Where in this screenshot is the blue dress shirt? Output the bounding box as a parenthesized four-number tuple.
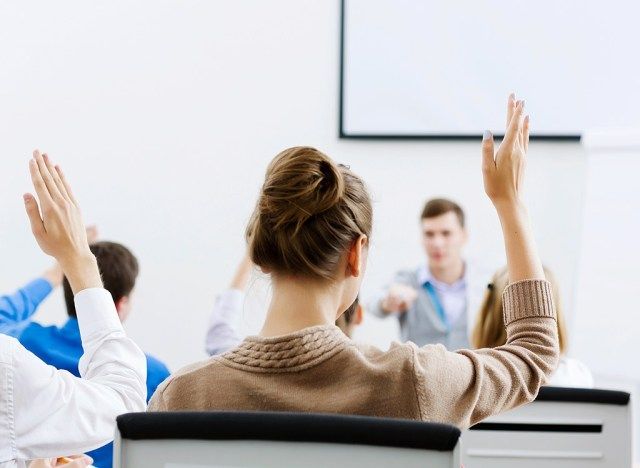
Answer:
(0, 278, 170, 468)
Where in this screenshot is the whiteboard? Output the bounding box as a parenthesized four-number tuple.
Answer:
(341, 0, 640, 138)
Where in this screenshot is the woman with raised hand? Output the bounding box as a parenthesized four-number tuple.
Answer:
(150, 95, 559, 428)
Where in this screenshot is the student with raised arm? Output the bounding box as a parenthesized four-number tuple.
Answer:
(150, 96, 559, 429)
(0, 151, 146, 468)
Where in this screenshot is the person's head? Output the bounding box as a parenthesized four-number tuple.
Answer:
(471, 266, 568, 353)
(420, 198, 467, 271)
(335, 296, 364, 337)
(63, 241, 139, 322)
(246, 146, 373, 320)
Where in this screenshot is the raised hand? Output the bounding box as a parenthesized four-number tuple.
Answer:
(480, 95, 544, 282)
(481, 94, 529, 207)
(24, 150, 102, 293)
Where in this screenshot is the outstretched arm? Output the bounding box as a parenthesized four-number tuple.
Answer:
(11, 151, 146, 460)
(414, 95, 559, 429)
(205, 254, 252, 355)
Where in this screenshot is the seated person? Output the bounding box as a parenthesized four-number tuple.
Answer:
(205, 255, 363, 356)
(1, 151, 146, 466)
(149, 96, 561, 430)
(472, 265, 593, 388)
(2, 240, 170, 468)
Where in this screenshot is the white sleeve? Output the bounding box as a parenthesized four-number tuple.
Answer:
(205, 289, 244, 355)
(11, 288, 146, 461)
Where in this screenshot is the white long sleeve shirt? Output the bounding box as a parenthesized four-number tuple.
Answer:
(0, 288, 147, 467)
(205, 289, 244, 356)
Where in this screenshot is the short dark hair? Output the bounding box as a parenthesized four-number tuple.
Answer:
(341, 296, 360, 325)
(63, 241, 139, 318)
(420, 198, 465, 227)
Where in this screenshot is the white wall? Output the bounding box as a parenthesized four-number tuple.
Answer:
(0, 1, 588, 373)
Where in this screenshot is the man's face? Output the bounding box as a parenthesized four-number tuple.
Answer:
(421, 211, 467, 269)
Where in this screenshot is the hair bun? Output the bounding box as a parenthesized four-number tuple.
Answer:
(246, 146, 372, 280)
(260, 147, 345, 233)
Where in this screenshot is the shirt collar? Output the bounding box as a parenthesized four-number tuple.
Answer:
(418, 263, 467, 290)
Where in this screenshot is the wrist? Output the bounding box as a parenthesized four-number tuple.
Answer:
(59, 253, 103, 294)
(493, 198, 527, 218)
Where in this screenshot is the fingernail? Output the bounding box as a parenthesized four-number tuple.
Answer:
(509, 92, 515, 100)
(23, 194, 31, 203)
(483, 130, 492, 141)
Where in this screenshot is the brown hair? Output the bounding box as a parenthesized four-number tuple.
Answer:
(421, 198, 465, 227)
(471, 266, 567, 353)
(341, 296, 359, 325)
(63, 241, 139, 318)
(247, 147, 373, 280)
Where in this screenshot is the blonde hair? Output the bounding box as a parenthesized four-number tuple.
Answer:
(247, 146, 372, 280)
(471, 266, 567, 353)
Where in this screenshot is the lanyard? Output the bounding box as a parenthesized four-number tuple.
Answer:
(423, 282, 449, 332)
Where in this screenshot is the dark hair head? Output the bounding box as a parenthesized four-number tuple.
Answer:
(63, 241, 139, 318)
(420, 198, 465, 228)
(246, 146, 373, 281)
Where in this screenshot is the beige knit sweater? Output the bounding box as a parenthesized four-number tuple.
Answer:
(149, 279, 559, 429)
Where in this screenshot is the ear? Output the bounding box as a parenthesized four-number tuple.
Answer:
(347, 235, 368, 278)
(354, 304, 364, 325)
(114, 296, 129, 315)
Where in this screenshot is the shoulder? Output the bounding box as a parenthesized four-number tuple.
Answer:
(17, 322, 59, 342)
(145, 353, 170, 376)
(352, 340, 420, 371)
(393, 268, 420, 285)
(156, 357, 218, 392)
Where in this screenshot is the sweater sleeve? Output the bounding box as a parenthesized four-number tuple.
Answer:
(412, 279, 559, 429)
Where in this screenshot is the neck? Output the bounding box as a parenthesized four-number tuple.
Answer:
(260, 276, 341, 337)
(429, 259, 465, 285)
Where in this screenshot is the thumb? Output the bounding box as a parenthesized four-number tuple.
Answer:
(24, 193, 45, 238)
(482, 130, 495, 171)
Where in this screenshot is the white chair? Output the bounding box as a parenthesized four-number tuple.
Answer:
(113, 411, 461, 468)
(461, 386, 632, 467)
(114, 411, 460, 468)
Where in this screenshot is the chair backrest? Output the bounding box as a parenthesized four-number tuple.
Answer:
(114, 411, 461, 468)
(460, 387, 632, 467)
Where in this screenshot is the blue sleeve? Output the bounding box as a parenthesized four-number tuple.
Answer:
(0, 278, 53, 335)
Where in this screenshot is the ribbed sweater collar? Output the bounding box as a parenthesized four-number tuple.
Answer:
(218, 324, 353, 373)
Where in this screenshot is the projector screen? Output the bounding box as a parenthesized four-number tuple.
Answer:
(340, 0, 640, 139)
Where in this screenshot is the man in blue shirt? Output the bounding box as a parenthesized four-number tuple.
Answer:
(1, 241, 170, 468)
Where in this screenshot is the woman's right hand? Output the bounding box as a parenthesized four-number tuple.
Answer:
(481, 94, 529, 209)
(480, 94, 544, 282)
